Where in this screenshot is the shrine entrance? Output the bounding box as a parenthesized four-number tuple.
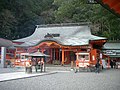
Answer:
(33, 41, 79, 65)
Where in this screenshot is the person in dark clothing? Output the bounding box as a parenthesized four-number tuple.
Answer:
(113, 60, 116, 69)
(110, 60, 113, 68)
(95, 59, 100, 73)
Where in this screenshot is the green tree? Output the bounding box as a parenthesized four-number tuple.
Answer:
(53, 0, 120, 41)
(0, 0, 120, 41)
(0, 9, 17, 39)
(0, 0, 54, 39)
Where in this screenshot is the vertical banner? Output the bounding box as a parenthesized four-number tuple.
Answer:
(1, 47, 7, 68)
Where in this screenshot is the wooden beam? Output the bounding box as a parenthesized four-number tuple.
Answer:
(116, 9, 120, 14)
(103, 0, 110, 3)
(102, 0, 120, 10)
(112, 4, 120, 11)
(97, 0, 120, 17)
(62, 49, 64, 64)
(109, 1, 120, 8)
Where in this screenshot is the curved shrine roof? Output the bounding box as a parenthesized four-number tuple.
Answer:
(13, 24, 106, 47)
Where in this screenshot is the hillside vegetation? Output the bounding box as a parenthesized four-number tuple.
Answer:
(0, 0, 120, 41)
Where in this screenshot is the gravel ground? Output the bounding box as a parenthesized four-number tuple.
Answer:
(0, 64, 71, 74)
(0, 67, 25, 73)
(0, 69, 120, 90)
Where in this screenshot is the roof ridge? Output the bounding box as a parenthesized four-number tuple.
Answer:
(36, 22, 92, 28)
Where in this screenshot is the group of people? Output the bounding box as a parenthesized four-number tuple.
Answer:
(25, 57, 45, 73)
(95, 59, 118, 73)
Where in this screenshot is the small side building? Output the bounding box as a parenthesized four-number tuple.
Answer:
(102, 42, 120, 62)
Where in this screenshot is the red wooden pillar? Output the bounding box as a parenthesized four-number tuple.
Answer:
(61, 48, 65, 65)
(59, 49, 61, 63)
(90, 49, 97, 64)
(15, 48, 17, 59)
(50, 48, 53, 63)
(53, 48, 55, 60)
(107, 56, 110, 69)
(68, 51, 70, 63)
(65, 51, 69, 64)
(56, 48, 59, 60)
(41, 48, 45, 62)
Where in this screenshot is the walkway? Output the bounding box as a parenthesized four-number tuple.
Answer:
(0, 64, 71, 82)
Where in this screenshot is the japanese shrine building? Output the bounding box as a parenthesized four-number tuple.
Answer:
(13, 23, 107, 65)
(102, 42, 120, 62)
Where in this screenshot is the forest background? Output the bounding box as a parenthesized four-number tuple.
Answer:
(0, 0, 120, 41)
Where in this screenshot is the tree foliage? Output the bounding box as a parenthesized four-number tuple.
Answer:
(0, 0, 120, 41)
(0, 0, 54, 40)
(53, 0, 120, 41)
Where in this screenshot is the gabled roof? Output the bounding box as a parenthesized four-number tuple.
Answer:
(103, 42, 120, 50)
(13, 23, 106, 47)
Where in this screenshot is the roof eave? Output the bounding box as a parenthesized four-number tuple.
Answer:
(95, 0, 120, 18)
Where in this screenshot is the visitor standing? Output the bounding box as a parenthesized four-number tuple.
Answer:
(110, 60, 113, 68)
(113, 60, 116, 69)
(95, 59, 100, 73)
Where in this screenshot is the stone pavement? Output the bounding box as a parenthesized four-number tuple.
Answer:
(0, 71, 57, 82)
(0, 68, 120, 90)
(0, 64, 71, 82)
(1, 64, 119, 83)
